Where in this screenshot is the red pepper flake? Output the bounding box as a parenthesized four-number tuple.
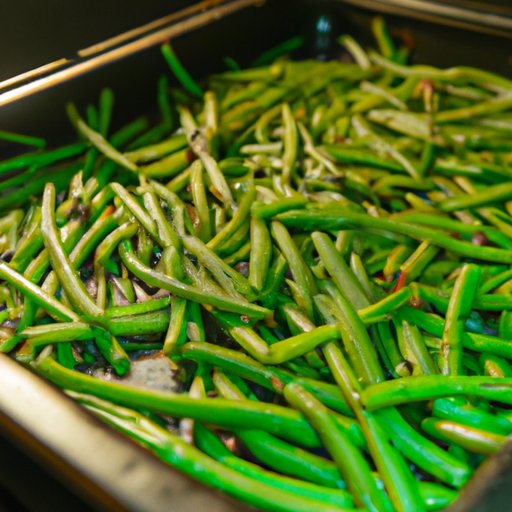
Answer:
(375, 272, 391, 283)
(209, 185, 224, 201)
(186, 147, 197, 163)
(264, 314, 278, 328)
(472, 232, 488, 246)
(270, 376, 284, 392)
(392, 28, 415, 51)
(409, 296, 423, 309)
(393, 271, 407, 292)
(99, 205, 116, 219)
(295, 107, 306, 119)
(240, 315, 249, 324)
(419, 79, 434, 93)
(224, 437, 238, 453)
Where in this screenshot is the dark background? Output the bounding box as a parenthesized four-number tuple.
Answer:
(0, 1, 194, 81)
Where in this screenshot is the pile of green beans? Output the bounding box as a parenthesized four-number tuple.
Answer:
(2, 17, 512, 511)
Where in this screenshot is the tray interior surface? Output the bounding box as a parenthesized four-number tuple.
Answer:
(1, 1, 512, 511)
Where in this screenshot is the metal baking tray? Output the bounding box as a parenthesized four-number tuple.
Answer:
(0, 0, 511, 510)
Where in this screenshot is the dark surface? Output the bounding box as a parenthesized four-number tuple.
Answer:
(447, 439, 512, 512)
(0, 430, 92, 512)
(0, 1, 512, 511)
(0, 0, 195, 81)
(2, 0, 512, 140)
(0, 353, 246, 512)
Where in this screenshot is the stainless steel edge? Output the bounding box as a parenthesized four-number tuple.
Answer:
(332, 0, 512, 39)
(0, 353, 243, 512)
(0, 0, 264, 108)
(446, 438, 512, 512)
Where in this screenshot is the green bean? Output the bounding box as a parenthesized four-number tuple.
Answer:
(215, 63, 284, 83)
(376, 407, 470, 488)
(98, 88, 114, 137)
(361, 375, 512, 410)
(251, 196, 308, 219)
(94, 221, 137, 267)
(67, 104, 137, 172)
(271, 221, 317, 318)
(9, 207, 42, 272)
(276, 207, 512, 263)
(395, 320, 438, 376)
(110, 183, 160, 243)
(93, 328, 131, 376)
(221, 82, 267, 111)
(371, 17, 396, 61)
(66, 209, 118, 269)
(422, 417, 507, 455)
(194, 422, 354, 508)
(436, 96, 512, 124)
(440, 264, 481, 376)
(213, 368, 362, 448)
(21, 322, 92, 345)
(81, 397, 344, 512)
(208, 187, 255, 250)
(0, 165, 39, 194)
(433, 398, 512, 435)
(0, 130, 45, 149)
(228, 324, 340, 365)
(0, 262, 79, 322)
(255, 103, 282, 143)
(108, 310, 170, 336)
(322, 342, 424, 512)
(179, 106, 235, 211)
(157, 75, 173, 132)
(252, 36, 304, 66)
(139, 148, 192, 178)
(480, 267, 512, 293)
(151, 181, 195, 236)
(210, 370, 347, 486)
(180, 341, 291, 392)
(163, 296, 187, 355)
(189, 160, 212, 242)
(358, 287, 411, 323)
(376, 320, 408, 377)
(37, 355, 326, 449)
(142, 189, 181, 251)
(314, 291, 384, 386)
(161, 43, 203, 99)
(181, 235, 254, 300)
(285, 382, 386, 512)
(119, 240, 269, 318)
(105, 297, 170, 318)
(338, 35, 371, 69)
(312, 231, 369, 309)
(481, 353, 512, 378)
(369, 51, 512, 90)
(393, 212, 512, 249)
(23, 220, 84, 288)
(281, 103, 298, 185)
(124, 134, 187, 164)
(0, 162, 83, 213)
(248, 216, 271, 291)
(440, 181, 512, 212)
(0, 142, 86, 176)
(352, 114, 419, 179)
(41, 184, 102, 317)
